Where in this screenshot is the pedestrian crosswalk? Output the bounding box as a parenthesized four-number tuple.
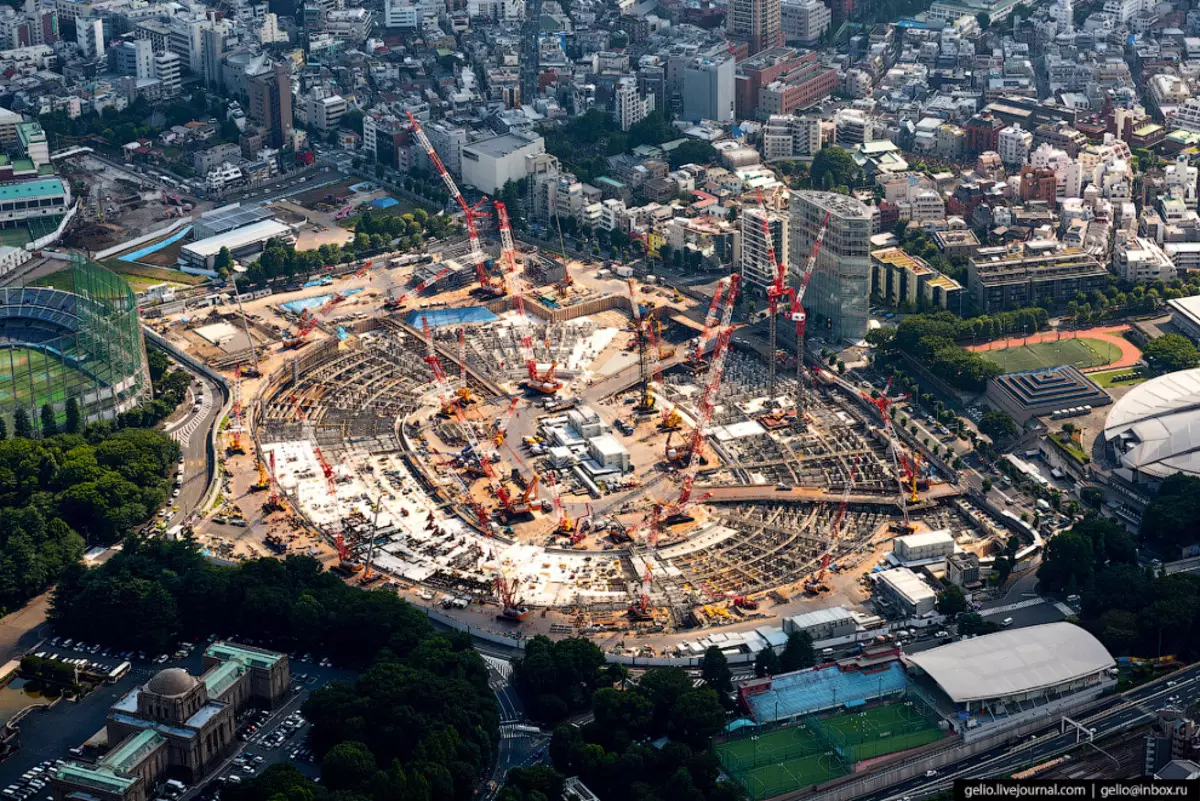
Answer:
(482, 654, 513, 680)
(980, 598, 1044, 617)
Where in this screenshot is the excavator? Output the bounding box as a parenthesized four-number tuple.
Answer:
(495, 475, 539, 523)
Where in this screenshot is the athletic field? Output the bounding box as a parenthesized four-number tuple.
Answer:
(977, 337, 1121, 373)
(716, 725, 846, 800)
(817, 700, 944, 761)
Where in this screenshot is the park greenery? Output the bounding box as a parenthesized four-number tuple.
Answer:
(1033, 513, 1200, 657)
(55, 539, 500, 801)
(1139, 475, 1200, 555)
(543, 110, 716, 185)
(1141, 333, 1200, 375)
(978, 410, 1017, 442)
(870, 308, 1053, 392)
(237, 208, 458, 286)
(513, 634, 611, 722)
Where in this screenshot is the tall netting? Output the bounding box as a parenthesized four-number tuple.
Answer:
(0, 253, 151, 426)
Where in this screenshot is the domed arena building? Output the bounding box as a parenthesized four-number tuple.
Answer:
(0, 253, 151, 429)
(1102, 367, 1200, 487)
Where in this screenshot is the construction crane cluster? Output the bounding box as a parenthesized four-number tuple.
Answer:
(861, 377, 917, 535)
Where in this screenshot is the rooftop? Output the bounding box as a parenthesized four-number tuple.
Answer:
(907, 622, 1114, 703)
(181, 219, 293, 258)
(205, 640, 285, 670)
(463, 132, 543, 159)
(1103, 367, 1200, 480)
(102, 730, 165, 774)
(0, 178, 65, 200)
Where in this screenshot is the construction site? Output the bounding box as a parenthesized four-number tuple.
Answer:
(156, 116, 1020, 653)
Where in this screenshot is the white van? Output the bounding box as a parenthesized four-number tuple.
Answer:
(1001, 617, 1014, 627)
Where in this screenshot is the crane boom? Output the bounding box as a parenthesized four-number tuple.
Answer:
(495, 201, 537, 379)
(756, 188, 794, 402)
(405, 111, 495, 290)
(692, 276, 730, 363)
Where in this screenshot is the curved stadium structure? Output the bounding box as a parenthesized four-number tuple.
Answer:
(0, 254, 151, 427)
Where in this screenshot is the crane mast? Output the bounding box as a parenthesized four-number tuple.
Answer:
(495, 201, 539, 381)
(692, 276, 731, 365)
(755, 188, 794, 404)
(787, 210, 832, 419)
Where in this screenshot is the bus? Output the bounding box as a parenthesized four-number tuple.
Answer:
(107, 661, 131, 684)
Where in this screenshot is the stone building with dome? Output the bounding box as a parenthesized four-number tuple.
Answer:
(50, 642, 289, 801)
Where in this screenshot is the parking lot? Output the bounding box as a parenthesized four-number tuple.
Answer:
(0, 639, 354, 794)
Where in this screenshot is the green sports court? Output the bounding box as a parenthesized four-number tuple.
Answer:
(716, 700, 945, 800)
(977, 337, 1121, 373)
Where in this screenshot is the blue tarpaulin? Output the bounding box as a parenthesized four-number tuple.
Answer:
(281, 288, 364, 314)
(370, 196, 400, 209)
(119, 226, 193, 263)
(407, 307, 499, 327)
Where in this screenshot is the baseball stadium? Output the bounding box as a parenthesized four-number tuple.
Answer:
(0, 253, 151, 428)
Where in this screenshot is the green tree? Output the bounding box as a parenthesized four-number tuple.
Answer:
(0, 417, 7, 441)
(321, 741, 376, 792)
(39, 405, 56, 438)
(976, 11, 990, 28)
(700, 646, 732, 694)
(64, 399, 81, 435)
(1143, 334, 1200, 375)
(937, 583, 968, 616)
(1141, 475, 1200, 553)
(13, 408, 31, 439)
(668, 140, 718, 169)
(979, 409, 1017, 442)
(754, 646, 780, 677)
(809, 146, 859, 189)
(780, 630, 815, 672)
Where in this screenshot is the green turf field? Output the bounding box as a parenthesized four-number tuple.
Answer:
(817, 701, 944, 761)
(716, 726, 847, 800)
(0, 226, 31, 248)
(0, 347, 91, 408)
(742, 753, 846, 799)
(1090, 367, 1146, 388)
(978, 337, 1121, 373)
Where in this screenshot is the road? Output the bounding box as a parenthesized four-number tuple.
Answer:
(864, 663, 1200, 801)
(161, 367, 224, 528)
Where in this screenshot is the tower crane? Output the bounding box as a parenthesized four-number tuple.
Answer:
(359, 495, 385, 583)
(496, 201, 540, 382)
(689, 275, 732, 371)
(628, 278, 654, 412)
(226, 372, 246, 455)
(405, 111, 500, 296)
(861, 378, 915, 533)
(546, 471, 573, 537)
(805, 466, 854, 594)
(756, 187, 794, 404)
(628, 565, 653, 620)
(787, 209, 832, 418)
(495, 575, 528, 620)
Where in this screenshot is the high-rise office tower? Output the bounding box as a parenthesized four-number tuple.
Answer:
(740, 206, 789, 293)
(788, 191, 874, 343)
(727, 0, 782, 55)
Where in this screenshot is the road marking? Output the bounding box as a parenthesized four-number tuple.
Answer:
(482, 654, 513, 680)
(979, 598, 1044, 617)
(171, 393, 214, 448)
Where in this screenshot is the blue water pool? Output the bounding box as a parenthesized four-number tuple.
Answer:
(407, 307, 499, 328)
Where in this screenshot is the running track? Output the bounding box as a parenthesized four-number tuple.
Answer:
(965, 324, 1142, 372)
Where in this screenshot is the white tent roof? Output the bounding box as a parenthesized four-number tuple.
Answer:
(907, 622, 1113, 703)
(1102, 367, 1200, 479)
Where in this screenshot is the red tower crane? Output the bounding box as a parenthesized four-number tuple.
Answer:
(628, 565, 653, 619)
(495, 575, 528, 620)
(386, 264, 454, 310)
(861, 378, 915, 531)
(755, 187, 795, 403)
(690, 275, 732, 369)
(405, 111, 498, 295)
(496, 201, 539, 381)
(787, 209, 832, 416)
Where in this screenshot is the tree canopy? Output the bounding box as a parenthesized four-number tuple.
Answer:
(1140, 474, 1200, 555)
(1142, 334, 1200, 375)
(978, 410, 1017, 442)
(809, 146, 861, 190)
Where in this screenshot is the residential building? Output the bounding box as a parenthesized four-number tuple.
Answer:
(153, 51, 181, 98)
(780, 0, 829, 44)
(197, 16, 231, 90)
(384, 0, 419, 27)
(757, 56, 837, 117)
(76, 16, 103, 58)
(739, 205, 789, 292)
(308, 94, 345, 135)
(363, 112, 408, 167)
(965, 112, 1004, 155)
(789, 190, 873, 342)
(16, 121, 47, 168)
(682, 55, 734, 123)
(1114, 235, 1176, 283)
(113, 37, 152, 79)
(869, 247, 964, 313)
(728, 0, 783, 54)
(761, 114, 821, 159)
(248, 61, 293, 148)
(998, 123, 1032, 168)
(1164, 155, 1199, 209)
(967, 243, 1109, 312)
(614, 76, 652, 131)
(168, 16, 203, 74)
(460, 132, 545, 194)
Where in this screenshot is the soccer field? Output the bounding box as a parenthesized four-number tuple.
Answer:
(716, 725, 848, 800)
(978, 337, 1121, 373)
(818, 701, 944, 761)
(0, 347, 85, 409)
